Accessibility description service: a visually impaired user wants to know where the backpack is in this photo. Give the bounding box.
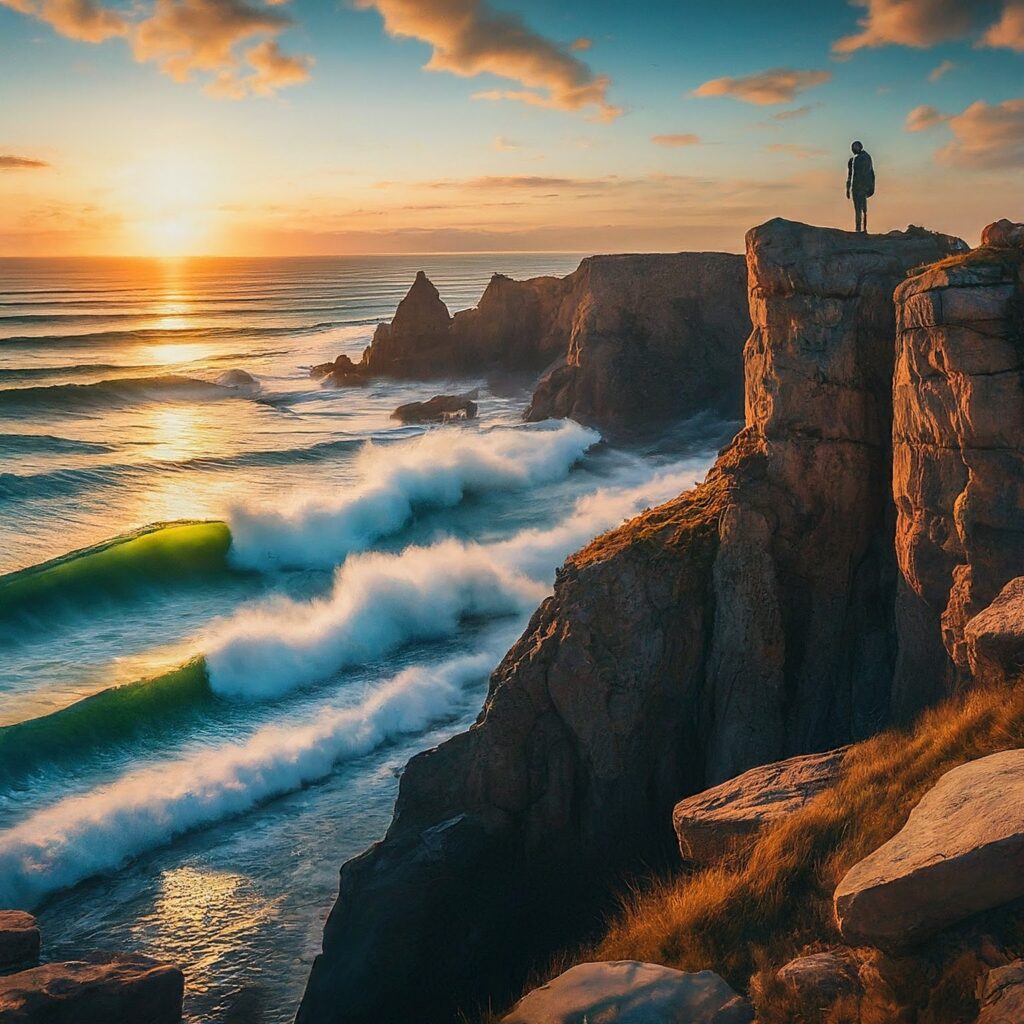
[861,154,876,198]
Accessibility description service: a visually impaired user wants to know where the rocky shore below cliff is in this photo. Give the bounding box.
[296,218,1024,1024]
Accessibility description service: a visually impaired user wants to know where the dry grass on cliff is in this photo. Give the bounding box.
[589,678,1024,989]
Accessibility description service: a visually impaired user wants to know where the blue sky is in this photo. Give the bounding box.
[0,0,1021,255]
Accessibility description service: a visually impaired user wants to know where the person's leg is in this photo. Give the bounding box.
[862,196,868,233]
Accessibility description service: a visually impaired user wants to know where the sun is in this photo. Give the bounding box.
[122,152,218,257]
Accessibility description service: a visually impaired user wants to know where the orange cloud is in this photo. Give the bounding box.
[0,0,311,98]
[833,0,980,52]
[651,133,701,147]
[356,0,620,120]
[0,155,50,169]
[928,59,957,80]
[693,68,831,106]
[570,37,591,51]
[764,142,827,159]
[937,98,1024,168]
[983,2,1024,49]
[905,104,946,131]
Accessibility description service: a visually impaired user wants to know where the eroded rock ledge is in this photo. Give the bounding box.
[297,220,963,1024]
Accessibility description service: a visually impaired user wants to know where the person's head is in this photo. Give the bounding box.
[851,141,863,154]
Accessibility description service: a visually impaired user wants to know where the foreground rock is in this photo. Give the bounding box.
[0,912,38,974]
[673,748,846,864]
[891,225,1023,704]
[311,354,368,386]
[298,221,964,1024]
[835,749,1024,948]
[977,960,1024,1023]
[501,962,753,1024]
[980,219,1024,248]
[391,391,478,423]
[775,950,861,1004]
[351,254,750,430]
[0,952,184,1023]
[965,577,1024,686]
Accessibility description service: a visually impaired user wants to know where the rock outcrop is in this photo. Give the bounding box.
[834,749,1024,949]
[298,220,964,1024]
[0,912,39,974]
[523,253,750,430]
[0,952,184,1023]
[964,577,1024,685]
[891,227,1024,705]
[501,962,753,1024]
[977,960,1024,1024]
[673,748,846,864]
[391,391,478,423]
[348,254,750,430]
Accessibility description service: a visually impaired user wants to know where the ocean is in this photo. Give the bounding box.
[0,254,730,1022]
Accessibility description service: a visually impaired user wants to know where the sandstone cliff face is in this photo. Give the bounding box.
[524,253,750,429]
[356,254,750,430]
[297,221,964,1024]
[891,235,1024,705]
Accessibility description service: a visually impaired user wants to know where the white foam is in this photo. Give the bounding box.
[227,420,601,570]
[206,458,710,701]
[0,650,499,910]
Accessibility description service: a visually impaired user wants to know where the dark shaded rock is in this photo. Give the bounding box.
[835,750,1024,949]
[965,577,1024,686]
[0,912,39,975]
[311,354,369,386]
[776,950,861,1004]
[980,219,1024,249]
[524,253,750,431]
[391,391,479,423]
[501,962,753,1024]
[0,952,184,1023]
[297,220,965,1024]
[673,748,846,864]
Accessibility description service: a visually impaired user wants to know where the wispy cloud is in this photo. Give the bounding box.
[0,0,312,98]
[905,104,946,132]
[356,0,620,120]
[693,68,831,106]
[764,142,827,159]
[492,135,520,151]
[651,133,701,147]
[0,154,50,169]
[569,37,591,51]
[928,58,958,81]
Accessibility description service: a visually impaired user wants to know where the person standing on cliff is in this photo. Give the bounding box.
[846,141,875,233]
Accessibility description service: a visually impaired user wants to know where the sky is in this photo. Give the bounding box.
[0,0,1022,257]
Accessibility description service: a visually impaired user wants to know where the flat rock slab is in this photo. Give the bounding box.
[0,952,184,1023]
[673,749,846,863]
[776,950,860,1003]
[0,911,39,974]
[965,576,1024,685]
[977,960,1024,1023]
[835,749,1024,949]
[501,961,753,1024]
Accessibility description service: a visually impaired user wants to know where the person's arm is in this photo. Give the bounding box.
[846,157,853,198]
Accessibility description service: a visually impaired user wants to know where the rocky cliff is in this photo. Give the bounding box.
[891,234,1024,708]
[297,220,964,1024]
[356,253,751,430]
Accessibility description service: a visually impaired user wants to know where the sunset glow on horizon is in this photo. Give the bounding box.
[2,0,1022,257]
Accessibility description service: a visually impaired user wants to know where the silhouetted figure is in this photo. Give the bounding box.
[846,141,874,233]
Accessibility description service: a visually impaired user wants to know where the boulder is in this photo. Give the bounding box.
[501,962,753,1024]
[980,220,1024,249]
[835,749,1024,949]
[673,748,846,864]
[391,392,479,423]
[775,950,861,1004]
[964,577,1024,685]
[891,235,1024,701]
[0,952,184,1023]
[977,960,1024,1023]
[311,354,369,385]
[0,911,39,974]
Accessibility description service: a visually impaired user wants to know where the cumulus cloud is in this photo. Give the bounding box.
[356,0,620,120]
[1,0,311,98]
[693,68,831,106]
[936,98,1024,167]
[833,0,982,52]
[651,133,701,147]
[983,1,1024,49]
[928,58,958,80]
[905,103,946,131]
[0,155,50,169]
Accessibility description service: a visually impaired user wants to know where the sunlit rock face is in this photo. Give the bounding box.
[297,220,964,1024]
[891,227,1024,706]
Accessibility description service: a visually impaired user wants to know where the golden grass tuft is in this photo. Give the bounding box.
[588,679,1024,990]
